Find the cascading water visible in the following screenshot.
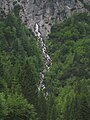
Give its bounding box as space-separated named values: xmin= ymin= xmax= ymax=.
xmin=34 ymin=23 xmax=52 ymax=91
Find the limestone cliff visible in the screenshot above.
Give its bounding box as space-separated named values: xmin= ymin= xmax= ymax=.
xmin=0 ymin=0 xmax=90 ymax=36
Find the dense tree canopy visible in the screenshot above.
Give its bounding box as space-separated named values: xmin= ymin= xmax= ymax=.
xmin=45 ymin=13 xmax=90 ymax=120
xmin=0 ymin=14 xmax=43 ymax=120
xmin=0 ymin=12 xmax=90 ymax=120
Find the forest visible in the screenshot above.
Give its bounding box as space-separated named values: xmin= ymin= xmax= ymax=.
xmin=46 ymin=12 xmax=90 ymax=120
xmin=0 ymin=12 xmax=90 ymax=120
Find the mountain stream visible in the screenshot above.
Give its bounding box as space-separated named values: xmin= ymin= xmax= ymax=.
xmin=34 ymin=24 xmax=52 ymax=91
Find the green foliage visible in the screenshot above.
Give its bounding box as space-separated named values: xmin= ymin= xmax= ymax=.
xmin=54 ymin=79 xmax=90 ymax=120
xmin=0 ymin=93 xmax=37 ymax=120
xmin=46 ymin=13 xmax=90 ymax=89
xmin=38 ymin=90 xmax=47 ymax=120
xmin=0 ymin=11 xmax=90 ymax=120
xmin=0 ymin=14 xmax=43 ymax=119
xmin=20 ymin=57 xmax=39 ymax=107
xmin=46 ymin=13 xmax=90 ymax=120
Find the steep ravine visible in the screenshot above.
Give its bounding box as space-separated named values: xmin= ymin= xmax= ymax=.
xmin=0 ymin=0 xmax=90 ymax=93
xmin=34 ymin=23 xmax=52 ymax=91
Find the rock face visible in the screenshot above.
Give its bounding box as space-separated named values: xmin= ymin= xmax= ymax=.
xmin=0 ymin=0 xmax=90 ymax=36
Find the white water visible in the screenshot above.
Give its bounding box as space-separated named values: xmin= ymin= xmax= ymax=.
xmin=34 ymin=23 xmax=52 ymax=91
xmin=66 ymin=5 xmax=71 ymax=10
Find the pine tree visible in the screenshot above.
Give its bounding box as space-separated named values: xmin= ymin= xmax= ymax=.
xmin=38 ymin=90 xmax=47 ymax=120
xmin=20 ymin=58 xmax=38 ymax=108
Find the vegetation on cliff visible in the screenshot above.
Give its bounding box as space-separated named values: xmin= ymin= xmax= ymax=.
xmin=0 ymin=14 xmax=42 ymax=120
xmin=45 ymin=12 xmax=90 ymax=120
xmin=0 ymin=12 xmax=90 ymax=120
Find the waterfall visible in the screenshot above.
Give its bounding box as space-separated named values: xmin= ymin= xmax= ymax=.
xmin=34 ymin=23 xmax=52 ymax=91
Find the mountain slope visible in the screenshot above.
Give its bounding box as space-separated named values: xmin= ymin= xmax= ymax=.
xmin=45 ymin=12 xmax=90 ymax=120
xmin=0 ymin=0 xmax=90 ymax=36
xmin=0 ymin=0 xmax=90 ymax=119
xmin=0 ymin=14 xmax=42 ymax=120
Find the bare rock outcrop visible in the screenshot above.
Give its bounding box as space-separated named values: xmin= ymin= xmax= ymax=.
xmin=0 ymin=0 xmax=90 ymax=36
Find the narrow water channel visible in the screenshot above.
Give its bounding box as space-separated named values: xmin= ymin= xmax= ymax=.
xmin=34 ymin=23 xmax=52 ymax=91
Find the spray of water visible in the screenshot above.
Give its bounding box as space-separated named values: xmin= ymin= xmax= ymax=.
xmin=34 ymin=23 xmax=52 ymax=91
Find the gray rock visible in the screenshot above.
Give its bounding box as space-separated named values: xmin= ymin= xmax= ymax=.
xmin=0 ymin=0 xmax=90 ymax=37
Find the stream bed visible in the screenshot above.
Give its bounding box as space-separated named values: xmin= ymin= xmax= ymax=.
xmin=34 ymin=23 xmax=52 ymax=91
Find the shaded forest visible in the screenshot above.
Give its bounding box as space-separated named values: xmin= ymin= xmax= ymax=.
xmin=0 ymin=12 xmax=90 ymax=120
xmin=0 ymin=14 xmax=43 ymax=120
xmin=45 ymin=12 xmax=90 ymax=120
